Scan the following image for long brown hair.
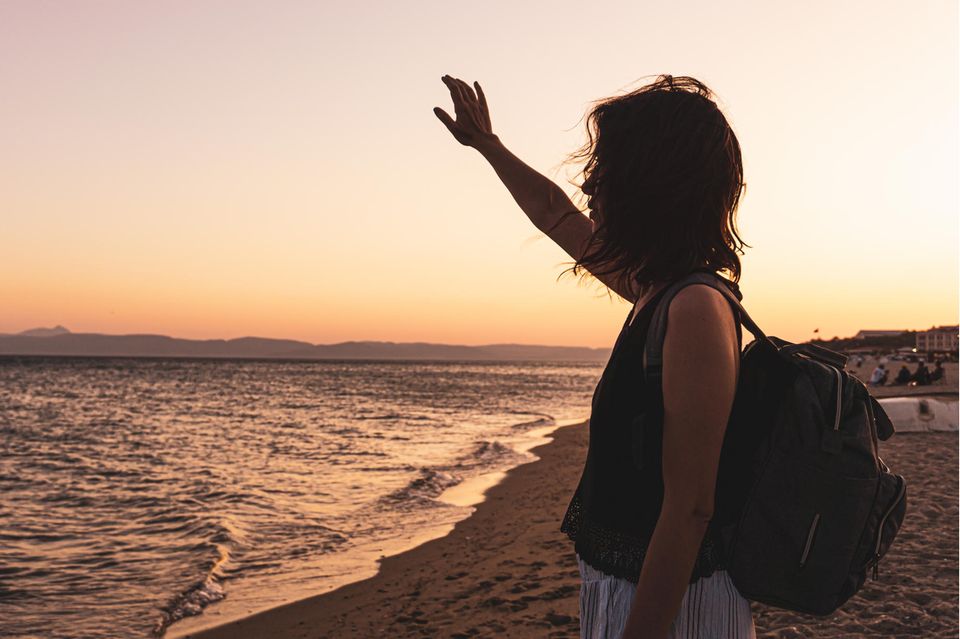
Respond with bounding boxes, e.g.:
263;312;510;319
559;74;750;299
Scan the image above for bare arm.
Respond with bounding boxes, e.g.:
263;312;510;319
434;75;637;303
621;284;741;639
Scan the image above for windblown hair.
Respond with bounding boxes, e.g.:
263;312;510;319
558;74;749;299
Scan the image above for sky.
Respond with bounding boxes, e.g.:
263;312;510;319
2;0;957;349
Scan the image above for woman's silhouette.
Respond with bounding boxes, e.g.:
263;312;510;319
435;74;754;639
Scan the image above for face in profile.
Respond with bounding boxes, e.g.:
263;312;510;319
582;172;603;224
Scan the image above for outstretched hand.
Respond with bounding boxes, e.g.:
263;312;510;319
434;75;497;148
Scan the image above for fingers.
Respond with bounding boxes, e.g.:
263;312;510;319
474;81;491;129
433;106;456;131
442;75;467;107
434;105;471;146
474;81;487;111
456;77;477;102
443;75;479;105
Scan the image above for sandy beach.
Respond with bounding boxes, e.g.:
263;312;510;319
844;356;957;399
174;385;958;639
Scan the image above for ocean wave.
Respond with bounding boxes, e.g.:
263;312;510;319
378;468;463;507
152;543;230;637
356;463;419;473
444;439;524;472
326;425;363;436
509;413;556;430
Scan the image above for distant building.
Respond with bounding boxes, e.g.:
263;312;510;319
853;330;904;340
916;325;959;353
844;346;875;353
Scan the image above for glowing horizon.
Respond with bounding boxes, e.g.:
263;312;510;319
2;0;957;350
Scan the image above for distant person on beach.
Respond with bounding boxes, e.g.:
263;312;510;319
910;361;931;386
930;360;944;383
868;363;887;386
893;365;912;385
437;73;755;638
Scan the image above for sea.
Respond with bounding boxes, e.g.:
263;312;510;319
0;356;604;638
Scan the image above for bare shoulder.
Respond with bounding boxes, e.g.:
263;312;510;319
662;283;740;384
663;283;739;358
667;283;736;325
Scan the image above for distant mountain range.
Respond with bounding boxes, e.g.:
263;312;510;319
16;325;71;337
0;326;610;362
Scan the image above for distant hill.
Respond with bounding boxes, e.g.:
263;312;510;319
15;325;71;337
0;329;610;362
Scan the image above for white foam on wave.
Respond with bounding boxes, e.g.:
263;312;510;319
379;468;464;507
455;440;519;468
508;412;556;430
152;544;230;637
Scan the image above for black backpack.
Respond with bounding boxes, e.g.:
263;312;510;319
640;270;908;616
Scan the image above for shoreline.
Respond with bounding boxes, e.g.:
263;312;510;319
169;418;590;638
173;390;959;638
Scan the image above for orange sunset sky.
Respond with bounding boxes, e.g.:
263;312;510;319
2;1;957;349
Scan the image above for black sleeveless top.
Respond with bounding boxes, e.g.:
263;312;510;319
560;276;742;585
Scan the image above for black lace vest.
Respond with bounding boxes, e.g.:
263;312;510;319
560;276;742;585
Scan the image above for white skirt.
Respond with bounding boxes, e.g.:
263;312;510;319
577;553;757;639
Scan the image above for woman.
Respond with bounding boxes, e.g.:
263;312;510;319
435;74;755;638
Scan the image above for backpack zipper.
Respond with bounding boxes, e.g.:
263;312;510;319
799;512;821;567
827;365;842;431
870;475;906;580
878;456;889;473
864;396;879;464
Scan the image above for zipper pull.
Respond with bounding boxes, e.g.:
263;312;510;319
872;556;880;581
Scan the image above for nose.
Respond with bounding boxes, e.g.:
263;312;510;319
582;173;597;194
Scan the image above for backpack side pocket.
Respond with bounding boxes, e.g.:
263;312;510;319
839;472;907;603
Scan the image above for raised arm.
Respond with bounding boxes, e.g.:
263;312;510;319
434;75;637;303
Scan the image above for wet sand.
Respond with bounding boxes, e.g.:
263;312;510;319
178;402;958;638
